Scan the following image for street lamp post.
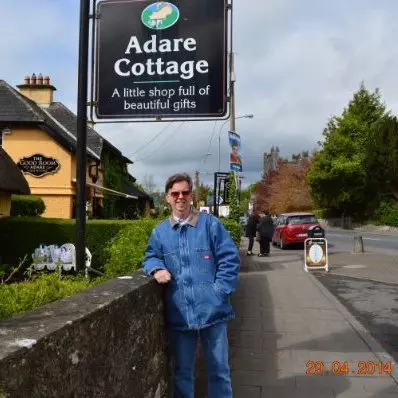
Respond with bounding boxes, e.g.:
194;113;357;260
217;114;253;172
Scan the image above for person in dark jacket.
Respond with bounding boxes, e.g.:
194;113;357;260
257;211;275;256
245;213;258;255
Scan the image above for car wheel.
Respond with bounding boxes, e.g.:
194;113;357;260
272;241;277;247
280;236;286;250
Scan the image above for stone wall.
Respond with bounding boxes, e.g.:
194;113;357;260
0;271;171;398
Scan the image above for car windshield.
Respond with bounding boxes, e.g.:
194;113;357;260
287;215;317;225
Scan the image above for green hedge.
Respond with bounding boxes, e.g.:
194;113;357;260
104;217;241;277
104;219;159;277
0;216;241;268
10;195;45;216
220;218;241;247
0;216;241;273
375;202;398;227
0;215;241;321
312;209;329;219
0;217;134;273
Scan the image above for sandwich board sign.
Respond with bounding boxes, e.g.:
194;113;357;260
95;0;228;119
304;238;329;272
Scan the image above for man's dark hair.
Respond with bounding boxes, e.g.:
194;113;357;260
165;173;193;193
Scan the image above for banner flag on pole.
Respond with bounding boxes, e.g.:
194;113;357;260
228;131;242;172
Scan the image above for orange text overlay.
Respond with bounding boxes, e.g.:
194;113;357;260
306;360;393;376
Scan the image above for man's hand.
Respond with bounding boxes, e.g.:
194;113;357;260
153;269;171;284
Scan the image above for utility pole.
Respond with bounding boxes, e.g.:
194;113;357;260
75;0;90;272
229;51;235;132
229;0;238;207
229;0;235;133
194;170;200;208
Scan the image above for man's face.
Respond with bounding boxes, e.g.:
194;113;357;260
166;181;192;215
232;146;238;155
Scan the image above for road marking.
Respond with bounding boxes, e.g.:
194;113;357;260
363;237;381;241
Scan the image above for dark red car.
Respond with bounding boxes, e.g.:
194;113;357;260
272;212;320;249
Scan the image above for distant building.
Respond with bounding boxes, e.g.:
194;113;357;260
263;146;280;177
263;146;310;177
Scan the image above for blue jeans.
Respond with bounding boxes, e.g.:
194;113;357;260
169;322;232;398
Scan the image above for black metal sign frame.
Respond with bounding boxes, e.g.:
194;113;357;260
213;171;229;217
88;0;232;123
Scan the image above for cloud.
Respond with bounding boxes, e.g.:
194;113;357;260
3;0;398;191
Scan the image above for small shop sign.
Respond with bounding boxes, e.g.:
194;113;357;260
304;238;329;272
17;154;60;177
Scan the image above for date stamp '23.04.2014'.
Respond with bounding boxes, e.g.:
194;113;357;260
306;360;393;376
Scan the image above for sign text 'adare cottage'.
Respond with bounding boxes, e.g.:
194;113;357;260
114;35;209;80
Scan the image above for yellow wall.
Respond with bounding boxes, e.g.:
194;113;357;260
0;191;11;217
40;195;73;219
3;126;75;219
18;87;53;105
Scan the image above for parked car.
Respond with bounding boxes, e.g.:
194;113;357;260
272;212;320;249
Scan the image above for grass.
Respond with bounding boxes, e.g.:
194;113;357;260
0;272;104;321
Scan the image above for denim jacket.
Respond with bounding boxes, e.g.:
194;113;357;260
143;212;240;330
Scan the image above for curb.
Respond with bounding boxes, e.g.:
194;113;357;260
319;271;398;287
325;227;398;237
307;271;398;386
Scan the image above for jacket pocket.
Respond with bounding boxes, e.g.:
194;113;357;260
195;282;231;326
213;283;228;301
194;248;215;278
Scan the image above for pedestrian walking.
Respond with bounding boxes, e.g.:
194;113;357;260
245;213;258;255
143;173;240;398
257;211;275;257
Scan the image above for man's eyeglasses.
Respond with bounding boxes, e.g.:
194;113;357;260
169;191;191;199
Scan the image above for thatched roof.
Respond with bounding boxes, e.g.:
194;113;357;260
0;148;30;194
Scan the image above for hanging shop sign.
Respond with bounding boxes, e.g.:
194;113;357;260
95;0;228;119
17;154;60;177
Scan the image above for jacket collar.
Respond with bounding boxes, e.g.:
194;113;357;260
169;210;199;228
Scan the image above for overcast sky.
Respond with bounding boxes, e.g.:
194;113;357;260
2;0;398;191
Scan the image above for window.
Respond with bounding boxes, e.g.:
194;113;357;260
287;215;318;225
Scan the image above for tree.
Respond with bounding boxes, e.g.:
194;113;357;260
194;183;211;203
252;169;278;213
307;83;387;217
142;174;157;194
365;116;398;204
227;172;240;221
267;163;312;214
238;184;255;215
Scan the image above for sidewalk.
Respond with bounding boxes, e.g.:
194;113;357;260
197;238;398;397
326;251;398;284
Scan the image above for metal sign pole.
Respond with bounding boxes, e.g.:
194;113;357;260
213;172;218;217
75;0;90;272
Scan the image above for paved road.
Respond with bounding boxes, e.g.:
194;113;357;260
314;273;398;365
325;230;398;255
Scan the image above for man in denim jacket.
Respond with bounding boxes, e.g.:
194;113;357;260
143;173;240;398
